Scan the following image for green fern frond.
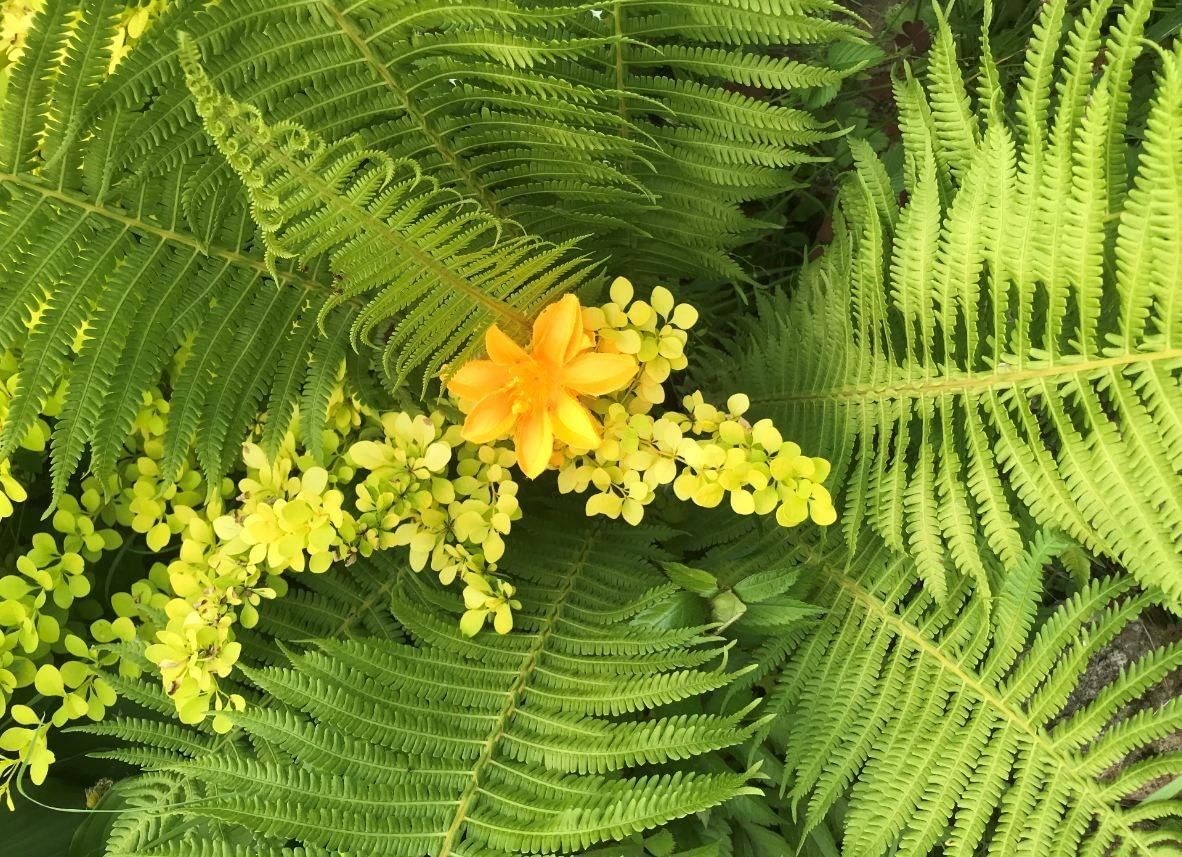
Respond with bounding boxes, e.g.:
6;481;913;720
0;1;374;492
179;33;595;390
89;508;760;855
92;772;223;857
247;550;406;660
85;0;859;282
748;528;1182;857
724;1;1182;603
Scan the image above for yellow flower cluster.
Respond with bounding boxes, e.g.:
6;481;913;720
0;377;222;792
351;412;520;583
445;277;834;529
0;275;832;797
671;392;836;526
557;393;836;527
584;277;697;412
0;628;122;806
109;0;166;72
0;709;51;810
139;391;524;730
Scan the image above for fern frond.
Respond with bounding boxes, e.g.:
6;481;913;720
93;508;759;855
725;1;1182;603
178;33;596;390
82;0;858;283
752;528;1182;857
0;5;365;491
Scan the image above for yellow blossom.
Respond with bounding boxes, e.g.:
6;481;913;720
447;294;637;478
460;574;521;636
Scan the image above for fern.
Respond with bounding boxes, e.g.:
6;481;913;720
689;525;1182;857
0;0;364;495
86;507;761;855
724;0;1182;603
179;35;593;391
83;0;860;283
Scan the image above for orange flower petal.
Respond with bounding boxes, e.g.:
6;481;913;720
486;324;527;365
562;352;638;396
551;391;601;450
447;360;512;402
514;407;553;479
531;294;582;366
461;393;517;444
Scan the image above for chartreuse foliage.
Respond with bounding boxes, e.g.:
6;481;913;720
726;0;1182;604
85;512;762;856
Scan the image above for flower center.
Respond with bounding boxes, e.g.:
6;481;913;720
509;356;562;414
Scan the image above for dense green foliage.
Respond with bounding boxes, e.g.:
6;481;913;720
1;0;1181;855
777;531;1182;856
86;512;761;855
728;0;1182;605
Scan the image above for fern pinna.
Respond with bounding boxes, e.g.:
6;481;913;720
725;0;1182;604
84;509;762;856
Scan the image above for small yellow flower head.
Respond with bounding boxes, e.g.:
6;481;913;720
460;574;521;636
585;277;698;413
447;294;638;478
146;602;242;724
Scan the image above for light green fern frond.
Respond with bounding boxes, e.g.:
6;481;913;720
724;0;1182;603
743;528;1182;857
86;508;761;856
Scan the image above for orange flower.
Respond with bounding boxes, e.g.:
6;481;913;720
447;295;638;478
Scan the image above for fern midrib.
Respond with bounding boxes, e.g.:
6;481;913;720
0;172;337;303
613;2;628;122
820;563;1155;852
437;528;597;856
756;346;1182;405
318;0;510;224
